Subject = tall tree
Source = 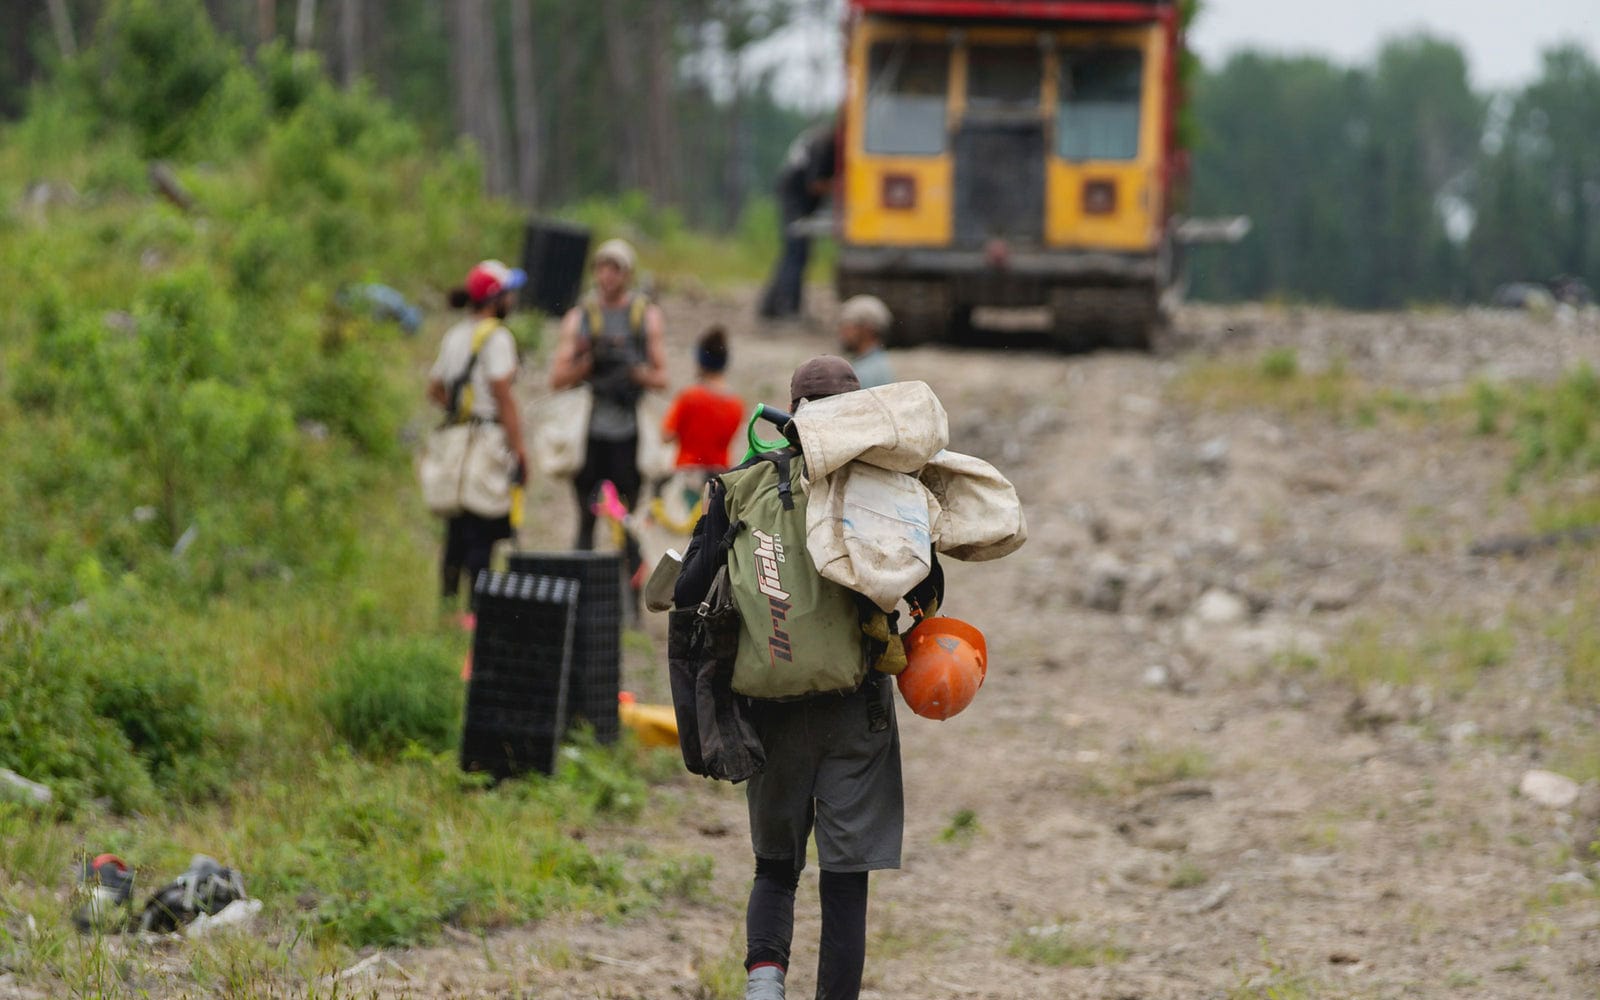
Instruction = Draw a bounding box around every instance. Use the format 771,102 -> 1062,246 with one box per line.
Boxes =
338,0 -> 362,86
257,0 -> 275,48
449,0 -> 513,196
1468,44 -> 1600,296
294,0 -> 316,50
598,0 -> 647,192
1362,36 -> 1482,305
508,0 -> 541,206
47,0 -> 79,59
644,0 -> 681,205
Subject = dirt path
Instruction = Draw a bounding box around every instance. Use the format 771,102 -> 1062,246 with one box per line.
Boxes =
381,292 -> 1600,998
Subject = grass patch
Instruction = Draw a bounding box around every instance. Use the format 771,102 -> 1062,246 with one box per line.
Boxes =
1007,924 -> 1128,968
1547,730 -> 1600,785
1168,858 -> 1210,890
640,853 -> 716,905
1172,349 -> 1468,428
1318,617 -> 1513,697
1229,944 -> 1322,1000
1121,742 -> 1213,790
1171,351 -> 1357,417
1497,367 -> 1600,485
694,933 -> 748,1000
870,904 -> 945,960
321,635 -> 463,756
938,808 -> 981,845
1549,603 -> 1600,707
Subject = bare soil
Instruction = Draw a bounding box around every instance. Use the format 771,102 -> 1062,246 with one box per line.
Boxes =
370,293 -> 1600,998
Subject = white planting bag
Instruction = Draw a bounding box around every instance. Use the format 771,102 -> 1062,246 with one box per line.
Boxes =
528,385 -> 592,478
806,462 -> 933,613
790,381 -> 949,479
919,449 -> 1028,562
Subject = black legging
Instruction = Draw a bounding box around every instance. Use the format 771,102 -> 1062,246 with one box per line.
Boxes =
441,512 -> 513,609
745,857 -> 869,1000
573,434 -> 642,578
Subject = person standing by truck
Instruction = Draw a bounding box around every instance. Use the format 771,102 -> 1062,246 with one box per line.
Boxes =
758,122 -> 838,320
548,239 -> 668,579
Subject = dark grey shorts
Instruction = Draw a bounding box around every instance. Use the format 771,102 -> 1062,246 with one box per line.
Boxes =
744,675 -> 904,873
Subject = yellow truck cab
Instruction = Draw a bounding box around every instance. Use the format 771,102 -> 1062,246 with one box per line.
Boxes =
835,0 -> 1186,348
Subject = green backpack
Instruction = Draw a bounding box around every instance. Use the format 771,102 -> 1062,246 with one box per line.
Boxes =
718,448 -> 868,700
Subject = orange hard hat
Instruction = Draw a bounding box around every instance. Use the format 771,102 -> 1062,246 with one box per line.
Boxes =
897,616 -> 988,720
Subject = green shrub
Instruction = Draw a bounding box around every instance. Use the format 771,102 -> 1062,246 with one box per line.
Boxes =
1259,347 -> 1300,381
76,0 -> 238,159
1510,365 -> 1600,482
88,653 -> 210,787
322,638 -> 462,756
0,616 -> 156,814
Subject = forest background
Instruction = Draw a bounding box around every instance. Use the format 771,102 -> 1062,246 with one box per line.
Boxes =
1,0 -> 1599,987
7,0 -> 1600,308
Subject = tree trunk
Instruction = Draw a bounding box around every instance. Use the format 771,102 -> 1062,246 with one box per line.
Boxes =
508,0 -> 542,207
46,0 -> 77,60
599,0 -> 645,192
339,0 -> 363,86
549,0 -> 584,202
295,0 -> 317,50
643,0 -> 679,205
723,64 -> 745,228
450,0 -> 514,196
257,0 -> 275,48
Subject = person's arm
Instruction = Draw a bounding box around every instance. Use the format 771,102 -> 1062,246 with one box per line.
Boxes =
490,376 -> 527,473
548,308 -> 591,390
427,378 -> 448,408
630,304 -> 669,390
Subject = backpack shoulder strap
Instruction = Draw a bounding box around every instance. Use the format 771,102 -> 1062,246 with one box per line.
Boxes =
628,293 -> 649,336
737,447 -> 795,511
447,318 -> 500,423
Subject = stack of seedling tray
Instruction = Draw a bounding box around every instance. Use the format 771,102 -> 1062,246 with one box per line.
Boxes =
460,571 -> 580,778
508,552 -> 624,744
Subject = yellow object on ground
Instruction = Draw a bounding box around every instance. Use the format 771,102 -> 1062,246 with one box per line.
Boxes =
618,692 -> 679,748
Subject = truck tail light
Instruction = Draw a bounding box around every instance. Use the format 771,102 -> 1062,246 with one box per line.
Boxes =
1083,179 -> 1117,215
882,173 -> 917,210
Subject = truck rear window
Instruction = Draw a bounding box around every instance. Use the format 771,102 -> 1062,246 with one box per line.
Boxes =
1057,49 -> 1143,161
865,41 -> 949,156
967,46 -> 1042,113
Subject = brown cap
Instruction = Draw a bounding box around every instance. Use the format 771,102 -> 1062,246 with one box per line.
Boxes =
790,355 -> 861,411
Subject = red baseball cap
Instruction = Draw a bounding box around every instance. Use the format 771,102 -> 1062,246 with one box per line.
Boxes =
464,259 -> 527,303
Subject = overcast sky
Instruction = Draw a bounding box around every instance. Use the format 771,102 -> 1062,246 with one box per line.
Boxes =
1190,0 -> 1600,90
752,0 -> 1600,110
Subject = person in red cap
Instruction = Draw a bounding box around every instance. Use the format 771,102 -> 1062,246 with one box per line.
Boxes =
427,259 -> 528,611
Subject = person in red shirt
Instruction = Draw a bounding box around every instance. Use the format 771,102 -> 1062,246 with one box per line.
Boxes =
662,326 -> 745,472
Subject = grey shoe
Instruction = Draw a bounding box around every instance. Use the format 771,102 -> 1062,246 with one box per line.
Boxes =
745,964 -> 785,1000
